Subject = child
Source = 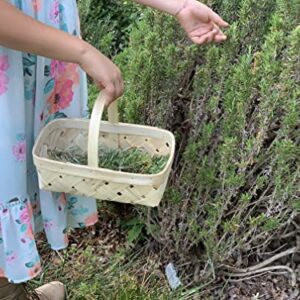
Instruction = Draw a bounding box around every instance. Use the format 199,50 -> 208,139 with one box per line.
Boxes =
0,0 -> 228,299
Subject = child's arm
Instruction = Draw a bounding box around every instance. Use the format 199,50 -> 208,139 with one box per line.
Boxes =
133,0 -> 184,16
0,0 -> 123,102
134,0 -> 229,44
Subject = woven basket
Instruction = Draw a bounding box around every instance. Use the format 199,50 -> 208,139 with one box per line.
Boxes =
32,92 -> 175,207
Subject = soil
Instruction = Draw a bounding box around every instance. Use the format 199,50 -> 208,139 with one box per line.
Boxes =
225,274 -> 300,300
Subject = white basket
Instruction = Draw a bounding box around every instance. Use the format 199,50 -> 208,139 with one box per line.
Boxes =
32,92 -> 175,207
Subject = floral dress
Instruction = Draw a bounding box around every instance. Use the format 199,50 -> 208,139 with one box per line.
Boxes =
0,0 -> 98,283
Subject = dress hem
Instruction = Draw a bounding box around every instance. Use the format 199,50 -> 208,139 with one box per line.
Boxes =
49,219 -> 98,251
5,268 -> 42,284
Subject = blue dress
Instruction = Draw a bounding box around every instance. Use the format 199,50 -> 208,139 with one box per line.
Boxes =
0,0 -> 98,283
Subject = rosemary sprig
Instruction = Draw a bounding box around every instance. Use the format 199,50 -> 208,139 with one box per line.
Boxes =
47,146 -> 169,174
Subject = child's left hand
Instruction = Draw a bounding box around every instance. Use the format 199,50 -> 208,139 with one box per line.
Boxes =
176,0 -> 229,45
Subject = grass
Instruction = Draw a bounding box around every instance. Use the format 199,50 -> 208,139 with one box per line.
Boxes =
28,210 -> 176,300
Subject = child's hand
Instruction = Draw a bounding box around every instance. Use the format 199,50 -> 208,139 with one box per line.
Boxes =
176,0 -> 229,45
79,43 -> 124,104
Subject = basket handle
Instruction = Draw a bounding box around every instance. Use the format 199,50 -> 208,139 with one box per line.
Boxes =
87,92 -> 119,167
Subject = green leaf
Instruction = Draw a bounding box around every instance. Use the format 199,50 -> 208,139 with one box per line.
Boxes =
25,262 -> 34,268
23,57 -> 35,67
123,217 -> 142,227
127,224 -> 143,244
20,224 -> 27,233
44,78 -> 55,94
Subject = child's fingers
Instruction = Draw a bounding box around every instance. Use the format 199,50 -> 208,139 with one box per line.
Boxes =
192,30 -> 216,45
190,22 -> 216,43
193,27 -> 227,45
103,83 -> 116,103
190,23 -> 214,38
214,34 -> 227,42
210,11 -> 229,28
212,24 -> 227,41
101,70 -> 124,103
191,34 -> 208,45
206,28 -> 219,43
110,80 -> 124,103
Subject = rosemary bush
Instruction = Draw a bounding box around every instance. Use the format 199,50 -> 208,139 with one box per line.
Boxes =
114,0 -> 300,288
79,0 -> 300,291
77,0 -> 140,57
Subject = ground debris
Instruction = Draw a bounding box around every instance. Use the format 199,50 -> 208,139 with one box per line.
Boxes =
226,273 -> 300,300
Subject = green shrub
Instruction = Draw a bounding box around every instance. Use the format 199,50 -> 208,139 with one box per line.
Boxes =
79,0 -> 300,294
114,0 -> 300,291
77,0 -> 140,57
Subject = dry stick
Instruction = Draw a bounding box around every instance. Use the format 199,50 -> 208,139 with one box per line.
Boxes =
223,265 -> 296,287
246,208 -> 293,249
223,246 -> 297,273
269,271 -> 293,276
55,250 -> 65,263
226,271 -> 268,283
261,243 -> 288,256
292,221 -> 300,230
280,230 -> 300,239
224,186 -> 275,258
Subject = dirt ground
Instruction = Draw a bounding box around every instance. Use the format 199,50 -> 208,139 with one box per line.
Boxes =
226,274 -> 300,300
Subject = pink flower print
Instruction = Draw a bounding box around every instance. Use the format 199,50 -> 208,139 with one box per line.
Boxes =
6,252 -> 17,264
49,0 -> 60,24
12,141 -> 26,162
0,55 -> 9,72
28,262 -> 41,278
60,63 -> 80,85
32,0 -> 41,12
25,224 -> 34,239
44,220 -> 54,231
84,212 -> 98,226
0,73 -> 8,95
50,60 -> 66,78
0,55 -> 9,96
48,80 -> 74,113
20,207 -> 32,225
0,72 -> 9,95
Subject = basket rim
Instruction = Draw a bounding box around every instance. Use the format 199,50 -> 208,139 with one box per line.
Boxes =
32,119 -> 176,185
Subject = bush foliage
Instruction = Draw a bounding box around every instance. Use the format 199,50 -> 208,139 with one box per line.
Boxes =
80,0 -> 300,291
77,0 -> 140,57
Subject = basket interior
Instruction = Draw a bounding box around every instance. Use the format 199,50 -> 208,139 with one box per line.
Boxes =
37,120 -> 174,164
